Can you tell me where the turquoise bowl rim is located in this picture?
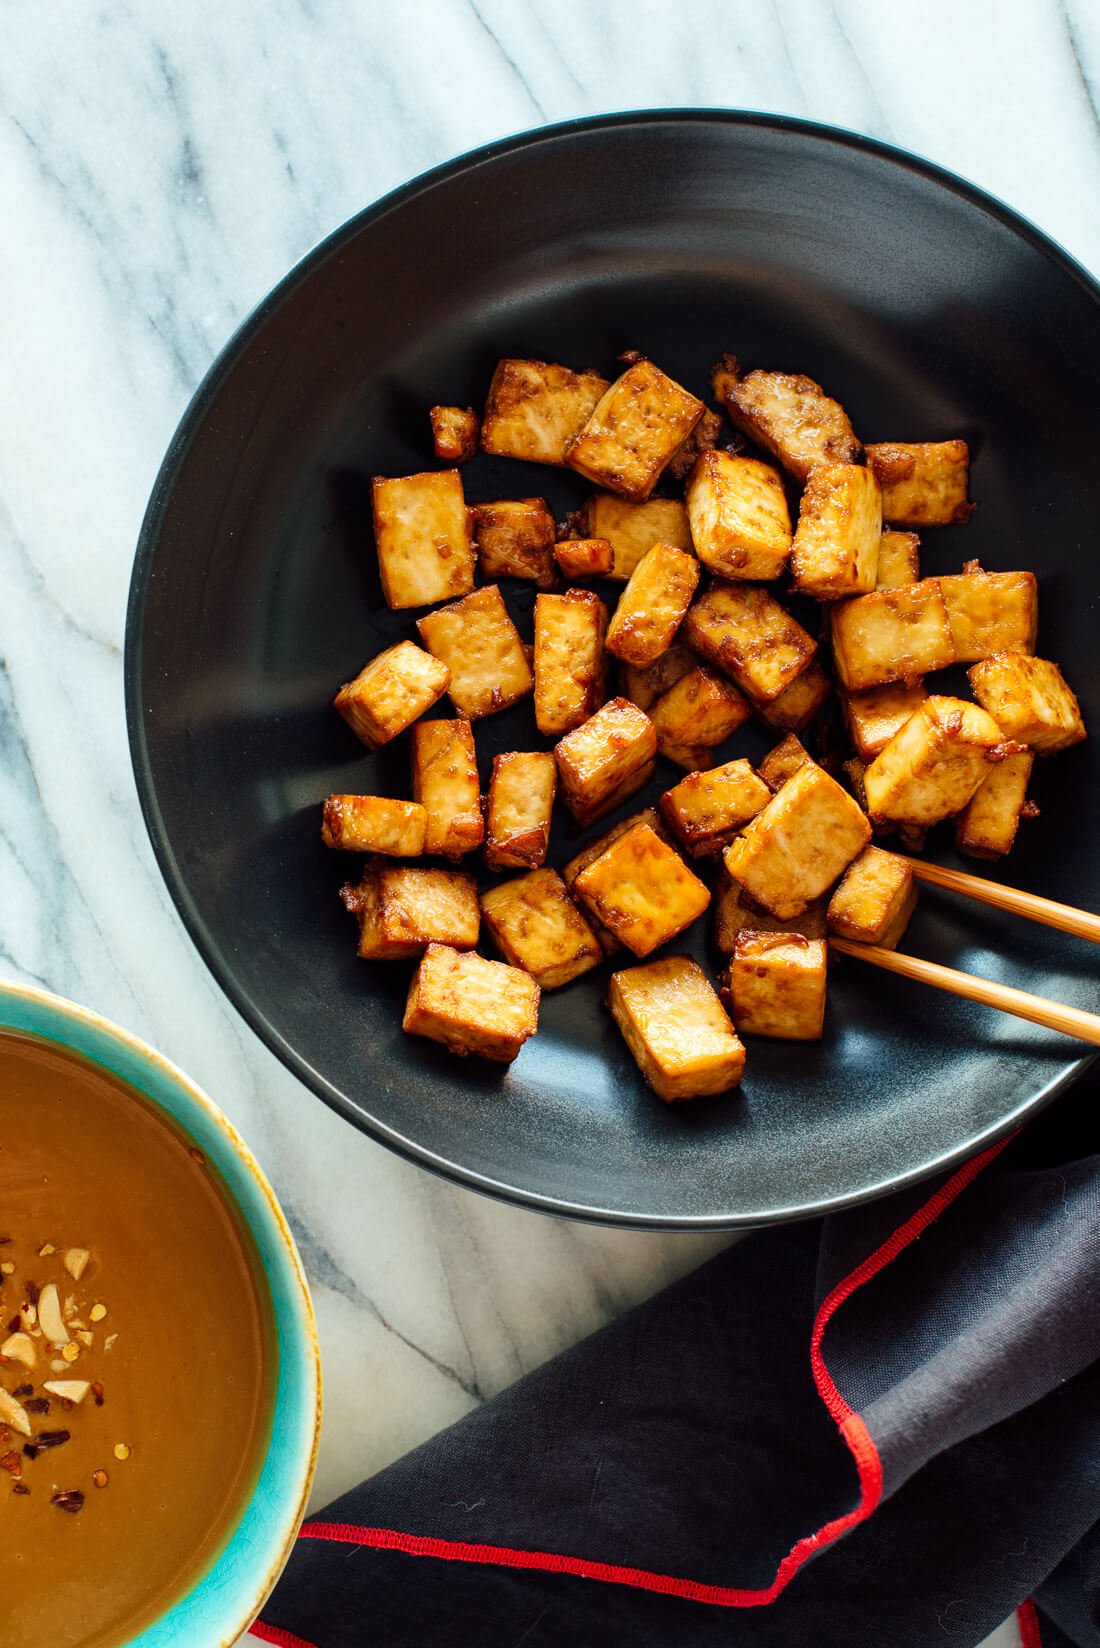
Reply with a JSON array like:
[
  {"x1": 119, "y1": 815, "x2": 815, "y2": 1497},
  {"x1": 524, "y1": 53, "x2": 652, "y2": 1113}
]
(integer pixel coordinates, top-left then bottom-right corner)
[{"x1": 0, "y1": 978, "x2": 322, "y2": 1647}]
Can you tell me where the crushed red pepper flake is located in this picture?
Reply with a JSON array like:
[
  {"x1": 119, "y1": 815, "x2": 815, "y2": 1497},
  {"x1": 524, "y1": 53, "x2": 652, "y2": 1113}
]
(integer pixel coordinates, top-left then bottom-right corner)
[
  {"x1": 90, "y1": 1381, "x2": 105, "y2": 1407},
  {"x1": 6, "y1": 1315, "x2": 20, "y2": 1334},
  {"x1": 51, "y1": 1489, "x2": 84, "y2": 1514},
  {"x1": 0, "y1": 1450, "x2": 22, "y2": 1477},
  {"x1": 12, "y1": 1385, "x2": 32, "y2": 1399},
  {"x1": 24, "y1": 1398, "x2": 50, "y2": 1415},
  {"x1": 12, "y1": 1482, "x2": 29, "y2": 1495},
  {"x1": 92, "y1": 1469, "x2": 108, "y2": 1489},
  {"x1": 25, "y1": 1281, "x2": 39, "y2": 1307}
]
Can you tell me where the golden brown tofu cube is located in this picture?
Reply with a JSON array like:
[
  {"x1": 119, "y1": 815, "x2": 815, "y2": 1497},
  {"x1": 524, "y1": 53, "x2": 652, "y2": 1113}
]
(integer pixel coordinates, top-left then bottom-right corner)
[
  {"x1": 865, "y1": 440, "x2": 974, "y2": 527},
  {"x1": 484, "y1": 751, "x2": 557, "y2": 871},
  {"x1": 714, "y1": 869, "x2": 826, "y2": 952},
  {"x1": 757, "y1": 659, "x2": 832, "y2": 733},
  {"x1": 619, "y1": 640, "x2": 696, "y2": 714},
  {"x1": 791, "y1": 463, "x2": 883, "y2": 599},
  {"x1": 685, "y1": 580, "x2": 818, "y2": 704},
  {"x1": 429, "y1": 405, "x2": 478, "y2": 464},
  {"x1": 553, "y1": 537, "x2": 614, "y2": 579},
  {"x1": 758, "y1": 735, "x2": 813, "y2": 795},
  {"x1": 685, "y1": 451, "x2": 792, "y2": 582},
  {"x1": 729, "y1": 933, "x2": 827, "y2": 1040},
  {"x1": 480, "y1": 869, "x2": 602, "y2": 990},
  {"x1": 876, "y1": 530, "x2": 921, "y2": 589},
  {"x1": 827, "y1": 846, "x2": 917, "y2": 949},
  {"x1": 841, "y1": 679, "x2": 929, "y2": 762},
  {"x1": 665, "y1": 407, "x2": 724, "y2": 483},
  {"x1": 584, "y1": 494, "x2": 693, "y2": 581},
  {"x1": 566, "y1": 360, "x2": 705, "y2": 501},
  {"x1": 340, "y1": 863, "x2": 480, "y2": 960},
  {"x1": 403, "y1": 943, "x2": 539, "y2": 1062},
  {"x1": 863, "y1": 695, "x2": 1005, "y2": 825},
  {"x1": 334, "y1": 640, "x2": 451, "y2": 751},
  {"x1": 418, "y1": 585, "x2": 533, "y2": 720},
  {"x1": 480, "y1": 359, "x2": 609, "y2": 465},
  {"x1": 573, "y1": 821, "x2": 710, "y2": 957},
  {"x1": 939, "y1": 570, "x2": 1038, "y2": 664},
  {"x1": 955, "y1": 749, "x2": 1035, "y2": 859},
  {"x1": 720, "y1": 365, "x2": 861, "y2": 481},
  {"x1": 554, "y1": 696, "x2": 657, "y2": 826},
  {"x1": 608, "y1": 956, "x2": 745, "y2": 1102},
  {"x1": 605, "y1": 543, "x2": 700, "y2": 668},
  {"x1": 659, "y1": 759, "x2": 771, "y2": 857},
  {"x1": 830, "y1": 580, "x2": 956, "y2": 691},
  {"x1": 411, "y1": 719, "x2": 484, "y2": 859},
  {"x1": 648, "y1": 666, "x2": 752, "y2": 760},
  {"x1": 561, "y1": 807, "x2": 668, "y2": 955},
  {"x1": 371, "y1": 471, "x2": 476, "y2": 610},
  {"x1": 969, "y1": 653, "x2": 1086, "y2": 754},
  {"x1": 471, "y1": 498, "x2": 557, "y2": 588},
  {"x1": 321, "y1": 795, "x2": 427, "y2": 857},
  {"x1": 533, "y1": 589, "x2": 608, "y2": 737},
  {"x1": 724, "y1": 762, "x2": 872, "y2": 920}
]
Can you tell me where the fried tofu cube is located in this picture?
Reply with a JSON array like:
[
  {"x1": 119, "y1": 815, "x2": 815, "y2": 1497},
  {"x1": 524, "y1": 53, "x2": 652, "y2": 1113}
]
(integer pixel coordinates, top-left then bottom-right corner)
[
  {"x1": 403, "y1": 943, "x2": 539, "y2": 1062},
  {"x1": 340, "y1": 863, "x2": 480, "y2": 960},
  {"x1": 685, "y1": 581, "x2": 818, "y2": 704},
  {"x1": 573, "y1": 821, "x2": 709, "y2": 957},
  {"x1": 939, "y1": 570, "x2": 1038, "y2": 664},
  {"x1": 553, "y1": 537, "x2": 613, "y2": 579},
  {"x1": 830, "y1": 580, "x2": 956, "y2": 691},
  {"x1": 866, "y1": 440, "x2": 974, "y2": 526},
  {"x1": 554, "y1": 697, "x2": 657, "y2": 826},
  {"x1": 619, "y1": 640, "x2": 696, "y2": 714},
  {"x1": 863, "y1": 695, "x2": 1005, "y2": 825},
  {"x1": 584, "y1": 495, "x2": 693, "y2": 580},
  {"x1": 685, "y1": 451, "x2": 792, "y2": 582},
  {"x1": 955, "y1": 749, "x2": 1035, "y2": 859},
  {"x1": 791, "y1": 463, "x2": 882, "y2": 599},
  {"x1": 714, "y1": 868, "x2": 826, "y2": 952},
  {"x1": 480, "y1": 359, "x2": 609, "y2": 465},
  {"x1": 567, "y1": 360, "x2": 705, "y2": 501},
  {"x1": 659, "y1": 759, "x2": 771, "y2": 857},
  {"x1": 561, "y1": 807, "x2": 668, "y2": 955},
  {"x1": 724, "y1": 763, "x2": 872, "y2": 919},
  {"x1": 605, "y1": 543, "x2": 701, "y2": 667},
  {"x1": 371, "y1": 471, "x2": 476, "y2": 610},
  {"x1": 533, "y1": 589, "x2": 608, "y2": 736},
  {"x1": 321, "y1": 795, "x2": 427, "y2": 857},
  {"x1": 429, "y1": 405, "x2": 478, "y2": 464},
  {"x1": 841, "y1": 680, "x2": 929, "y2": 762},
  {"x1": 334, "y1": 640, "x2": 450, "y2": 750},
  {"x1": 969, "y1": 653, "x2": 1086, "y2": 754},
  {"x1": 471, "y1": 498, "x2": 556, "y2": 588},
  {"x1": 876, "y1": 530, "x2": 921, "y2": 589},
  {"x1": 758, "y1": 733, "x2": 814, "y2": 793},
  {"x1": 728, "y1": 933, "x2": 827, "y2": 1040},
  {"x1": 648, "y1": 666, "x2": 751, "y2": 760},
  {"x1": 717, "y1": 360, "x2": 861, "y2": 481},
  {"x1": 757, "y1": 658, "x2": 831, "y2": 733},
  {"x1": 827, "y1": 846, "x2": 916, "y2": 949},
  {"x1": 411, "y1": 719, "x2": 484, "y2": 858},
  {"x1": 665, "y1": 407, "x2": 724, "y2": 482},
  {"x1": 418, "y1": 585, "x2": 533, "y2": 719},
  {"x1": 608, "y1": 956, "x2": 745, "y2": 1102},
  {"x1": 480, "y1": 869, "x2": 602, "y2": 990},
  {"x1": 484, "y1": 751, "x2": 556, "y2": 870}
]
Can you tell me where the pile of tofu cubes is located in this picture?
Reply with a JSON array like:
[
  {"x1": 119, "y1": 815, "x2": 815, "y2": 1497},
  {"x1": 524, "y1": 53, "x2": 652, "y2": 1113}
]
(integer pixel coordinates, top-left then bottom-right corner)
[{"x1": 322, "y1": 350, "x2": 1086, "y2": 1103}]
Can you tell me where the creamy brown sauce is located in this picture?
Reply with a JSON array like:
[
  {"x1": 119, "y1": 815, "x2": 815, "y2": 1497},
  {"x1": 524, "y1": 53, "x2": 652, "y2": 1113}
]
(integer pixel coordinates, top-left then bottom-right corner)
[{"x1": 0, "y1": 1031, "x2": 276, "y2": 1647}]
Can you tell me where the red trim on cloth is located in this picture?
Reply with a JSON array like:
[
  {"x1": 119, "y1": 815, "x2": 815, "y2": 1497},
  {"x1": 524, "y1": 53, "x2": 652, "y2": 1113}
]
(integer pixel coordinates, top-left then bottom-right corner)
[
  {"x1": 1017, "y1": 1598, "x2": 1044, "y2": 1647},
  {"x1": 249, "y1": 1620, "x2": 319, "y2": 1648},
  {"x1": 269, "y1": 1136, "x2": 1010, "y2": 1613}
]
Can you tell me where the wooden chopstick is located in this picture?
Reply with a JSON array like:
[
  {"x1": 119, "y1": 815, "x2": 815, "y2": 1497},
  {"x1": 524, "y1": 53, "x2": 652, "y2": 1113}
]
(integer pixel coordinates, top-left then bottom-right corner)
[
  {"x1": 900, "y1": 857, "x2": 1100, "y2": 946},
  {"x1": 829, "y1": 938, "x2": 1100, "y2": 1047}
]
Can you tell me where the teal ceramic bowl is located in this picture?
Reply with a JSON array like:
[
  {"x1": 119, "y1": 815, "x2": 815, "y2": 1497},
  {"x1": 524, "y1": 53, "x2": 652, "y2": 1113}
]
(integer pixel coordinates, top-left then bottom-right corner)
[{"x1": 0, "y1": 979, "x2": 322, "y2": 1646}]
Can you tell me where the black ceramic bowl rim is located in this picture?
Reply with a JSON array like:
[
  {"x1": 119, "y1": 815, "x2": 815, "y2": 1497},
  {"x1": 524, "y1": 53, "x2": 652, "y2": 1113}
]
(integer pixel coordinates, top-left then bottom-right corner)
[{"x1": 125, "y1": 109, "x2": 1100, "y2": 1229}]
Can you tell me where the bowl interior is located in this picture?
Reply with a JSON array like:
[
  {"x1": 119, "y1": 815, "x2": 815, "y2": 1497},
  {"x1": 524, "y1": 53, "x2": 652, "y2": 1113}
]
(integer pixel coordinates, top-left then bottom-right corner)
[
  {"x1": 0, "y1": 982, "x2": 319, "y2": 1645},
  {"x1": 128, "y1": 114, "x2": 1100, "y2": 1226}
]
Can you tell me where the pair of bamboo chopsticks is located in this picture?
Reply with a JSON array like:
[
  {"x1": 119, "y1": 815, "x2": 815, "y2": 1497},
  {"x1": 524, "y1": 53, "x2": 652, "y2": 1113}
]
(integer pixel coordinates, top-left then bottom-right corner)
[{"x1": 830, "y1": 858, "x2": 1100, "y2": 1047}]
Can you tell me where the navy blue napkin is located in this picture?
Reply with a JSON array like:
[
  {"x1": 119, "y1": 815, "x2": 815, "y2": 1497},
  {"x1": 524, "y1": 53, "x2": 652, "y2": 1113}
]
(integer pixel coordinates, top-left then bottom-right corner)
[{"x1": 252, "y1": 1071, "x2": 1099, "y2": 1648}]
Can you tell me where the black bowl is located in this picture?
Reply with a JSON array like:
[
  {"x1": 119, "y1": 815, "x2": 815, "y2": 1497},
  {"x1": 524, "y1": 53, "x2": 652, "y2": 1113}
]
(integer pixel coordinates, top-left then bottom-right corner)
[{"x1": 126, "y1": 111, "x2": 1100, "y2": 1229}]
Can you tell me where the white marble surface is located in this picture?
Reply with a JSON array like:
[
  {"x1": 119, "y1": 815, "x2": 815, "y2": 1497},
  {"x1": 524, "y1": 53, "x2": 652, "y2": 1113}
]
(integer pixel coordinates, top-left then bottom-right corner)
[{"x1": 3, "y1": 4, "x2": 1098, "y2": 1643}]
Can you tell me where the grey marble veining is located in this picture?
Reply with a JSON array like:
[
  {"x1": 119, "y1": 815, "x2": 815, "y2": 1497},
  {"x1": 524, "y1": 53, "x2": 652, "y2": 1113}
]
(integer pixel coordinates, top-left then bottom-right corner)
[{"x1": 2, "y1": 5, "x2": 1097, "y2": 1642}]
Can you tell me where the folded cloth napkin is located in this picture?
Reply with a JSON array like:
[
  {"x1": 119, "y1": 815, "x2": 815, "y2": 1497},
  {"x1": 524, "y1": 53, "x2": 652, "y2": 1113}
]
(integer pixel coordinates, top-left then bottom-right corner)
[{"x1": 253, "y1": 1072, "x2": 1099, "y2": 1648}]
